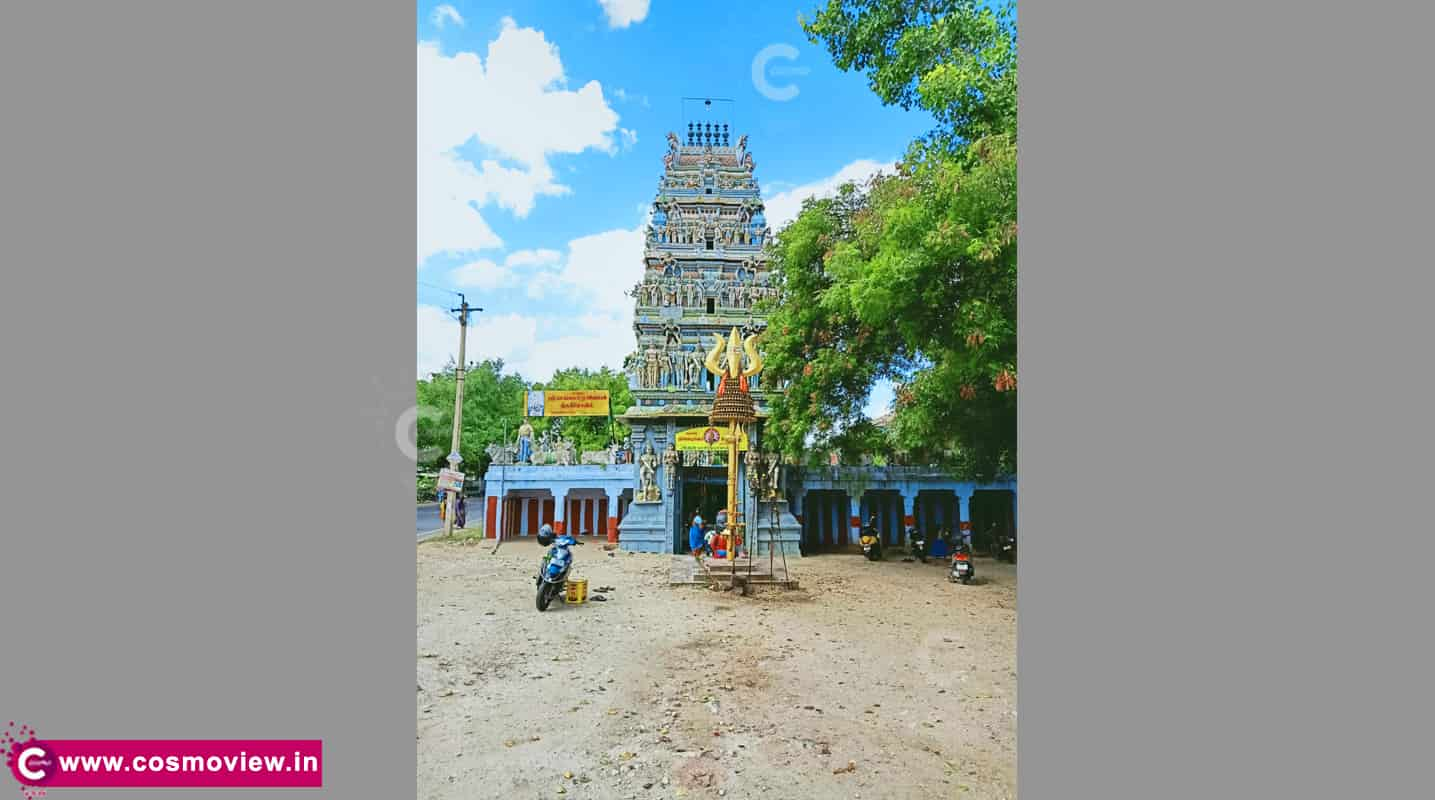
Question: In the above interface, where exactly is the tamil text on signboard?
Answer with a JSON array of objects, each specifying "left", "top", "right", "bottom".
[
  {"left": 674, "top": 426, "right": 750, "bottom": 451},
  {"left": 523, "top": 390, "right": 610, "bottom": 417}
]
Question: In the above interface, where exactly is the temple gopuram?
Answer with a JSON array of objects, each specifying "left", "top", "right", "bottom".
[{"left": 480, "top": 105, "right": 1017, "bottom": 557}]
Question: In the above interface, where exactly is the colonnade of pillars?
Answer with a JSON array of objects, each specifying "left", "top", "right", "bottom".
[
  {"left": 794, "top": 489, "right": 1015, "bottom": 551},
  {"left": 484, "top": 491, "right": 629, "bottom": 540}
]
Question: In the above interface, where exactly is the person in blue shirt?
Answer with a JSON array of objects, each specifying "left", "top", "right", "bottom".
[{"left": 688, "top": 512, "right": 706, "bottom": 562}]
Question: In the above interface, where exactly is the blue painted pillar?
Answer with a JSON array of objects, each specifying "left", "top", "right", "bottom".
[
  {"left": 553, "top": 490, "right": 567, "bottom": 535},
  {"left": 957, "top": 493, "right": 972, "bottom": 549},
  {"left": 848, "top": 493, "right": 862, "bottom": 547}
]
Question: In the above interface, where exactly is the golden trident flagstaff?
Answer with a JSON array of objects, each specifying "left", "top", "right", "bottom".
[{"left": 704, "top": 327, "right": 763, "bottom": 578}]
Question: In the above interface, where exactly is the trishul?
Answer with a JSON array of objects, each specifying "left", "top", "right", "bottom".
[{"left": 704, "top": 326, "right": 763, "bottom": 394}]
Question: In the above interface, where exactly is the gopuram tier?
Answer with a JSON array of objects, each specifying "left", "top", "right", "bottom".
[{"left": 615, "top": 119, "right": 801, "bottom": 556}]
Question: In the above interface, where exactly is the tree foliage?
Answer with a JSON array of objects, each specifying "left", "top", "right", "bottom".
[
  {"left": 528, "top": 367, "right": 633, "bottom": 456},
  {"left": 415, "top": 360, "right": 632, "bottom": 476},
  {"left": 416, "top": 358, "right": 528, "bottom": 475},
  {"left": 762, "top": 0, "right": 1017, "bottom": 479},
  {"left": 802, "top": 0, "right": 1016, "bottom": 154}
]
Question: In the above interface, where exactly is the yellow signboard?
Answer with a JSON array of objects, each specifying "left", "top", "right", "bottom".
[
  {"left": 674, "top": 426, "right": 750, "bottom": 452},
  {"left": 524, "top": 390, "right": 610, "bottom": 417}
]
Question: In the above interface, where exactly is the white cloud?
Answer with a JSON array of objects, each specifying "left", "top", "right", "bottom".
[
  {"left": 619, "top": 127, "right": 639, "bottom": 150},
  {"left": 598, "top": 0, "right": 650, "bottom": 29},
  {"left": 526, "top": 272, "right": 565, "bottom": 299},
  {"left": 431, "top": 4, "right": 463, "bottom": 28},
  {"left": 546, "top": 224, "right": 647, "bottom": 315},
  {"left": 417, "top": 21, "right": 622, "bottom": 264},
  {"left": 520, "top": 312, "right": 636, "bottom": 378},
  {"left": 417, "top": 302, "right": 633, "bottom": 380},
  {"left": 449, "top": 259, "right": 515, "bottom": 291},
  {"left": 419, "top": 220, "right": 648, "bottom": 379},
  {"left": 611, "top": 88, "right": 651, "bottom": 107},
  {"left": 449, "top": 248, "right": 564, "bottom": 291},
  {"left": 764, "top": 158, "right": 897, "bottom": 232},
  {"left": 504, "top": 248, "right": 562, "bottom": 268}
]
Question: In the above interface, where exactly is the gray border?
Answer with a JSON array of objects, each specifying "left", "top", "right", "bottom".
[
  {"left": 4, "top": 1, "right": 1433, "bottom": 797},
  {"left": 0, "top": 3, "right": 414, "bottom": 798},
  {"left": 1023, "top": 1, "right": 1432, "bottom": 796}
]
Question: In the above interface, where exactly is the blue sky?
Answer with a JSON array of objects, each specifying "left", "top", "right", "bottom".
[{"left": 417, "top": 0, "right": 946, "bottom": 417}]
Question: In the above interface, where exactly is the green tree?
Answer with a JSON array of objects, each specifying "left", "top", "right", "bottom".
[
  {"left": 416, "top": 358, "right": 529, "bottom": 475},
  {"left": 761, "top": 0, "right": 1017, "bottom": 479},
  {"left": 527, "top": 367, "right": 633, "bottom": 456},
  {"left": 415, "top": 361, "right": 633, "bottom": 476},
  {"left": 802, "top": 0, "right": 1016, "bottom": 154}
]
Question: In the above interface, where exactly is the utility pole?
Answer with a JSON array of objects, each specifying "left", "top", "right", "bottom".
[{"left": 444, "top": 296, "right": 479, "bottom": 537}]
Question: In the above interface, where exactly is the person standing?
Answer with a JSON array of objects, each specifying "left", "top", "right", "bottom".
[{"left": 688, "top": 512, "right": 706, "bottom": 562}]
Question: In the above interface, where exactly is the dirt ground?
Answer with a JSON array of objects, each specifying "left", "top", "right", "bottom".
[{"left": 417, "top": 538, "right": 1016, "bottom": 800}]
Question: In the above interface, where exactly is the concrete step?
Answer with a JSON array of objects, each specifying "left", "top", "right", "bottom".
[{"left": 667, "top": 556, "right": 799, "bottom": 589}]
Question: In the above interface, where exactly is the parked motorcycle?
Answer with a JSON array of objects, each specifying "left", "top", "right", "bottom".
[
  {"left": 997, "top": 531, "right": 1017, "bottom": 564},
  {"left": 859, "top": 517, "right": 883, "bottom": 562},
  {"left": 949, "top": 540, "right": 975, "bottom": 584},
  {"left": 908, "top": 525, "right": 928, "bottom": 563},
  {"left": 535, "top": 524, "right": 581, "bottom": 611}
]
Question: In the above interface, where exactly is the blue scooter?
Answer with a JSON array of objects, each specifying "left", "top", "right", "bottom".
[{"left": 534, "top": 524, "right": 582, "bottom": 611}]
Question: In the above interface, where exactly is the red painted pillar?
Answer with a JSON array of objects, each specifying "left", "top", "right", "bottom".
[
  {"left": 527, "top": 499, "right": 539, "bottom": 536},
  {"left": 485, "top": 496, "right": 497, "bottom": 539}
]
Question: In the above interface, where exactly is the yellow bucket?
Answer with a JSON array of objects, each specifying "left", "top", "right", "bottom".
[{"left": 564, "top": 577, "right": 588, "bottom": 604}]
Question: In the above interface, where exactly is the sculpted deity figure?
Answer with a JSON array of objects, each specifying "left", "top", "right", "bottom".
[
  {"left": 623, "top": 352, "right": 641, "bottom": 388},
  {"left": 517, "top": 419, "right": 535, "bottom": 464},
  {"left": 643, "top": 343, "right": 663, "bottom": 388},
  {"left": 741, "top": 151, "right": 755, "bottom": 171},
  {"left": 638, "top": 443, "right": 660, "bottom": 502},
  {"left": 745, "top": 449, "right": 764, "bottom": 495},
  {"left": 555, "top": 437, "right": 575, "bottom": 466},
  {"left": 663, "top": 447, "right": 679, "bottom": 494},
  {"left": 486, "top": 442, "right": 514, "bottom": 466},
  {"left": 765, "top": 452, "right": 782, "bottom": 500},
  {"left": 688, "top": 350, "right": 705, "bottom": 388}
]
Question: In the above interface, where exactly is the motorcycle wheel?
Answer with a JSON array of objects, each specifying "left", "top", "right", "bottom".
[
  {"left": 962, "top": 574, "right": 972, "bottom": 585},
  {"left": 536, "top": 582, "right": 554, "bottom": 611}
]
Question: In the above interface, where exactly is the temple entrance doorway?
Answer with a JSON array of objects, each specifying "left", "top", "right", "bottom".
[{"left": 675, "top": 468, "right": 726, "bottom": 554}]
